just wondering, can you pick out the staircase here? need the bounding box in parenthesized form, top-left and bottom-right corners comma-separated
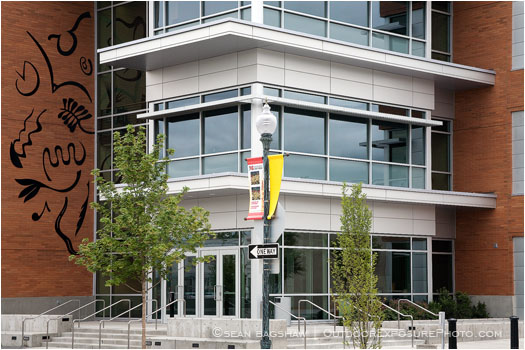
(44, 321, 167, 349)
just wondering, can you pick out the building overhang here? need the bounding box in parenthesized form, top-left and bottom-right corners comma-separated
(99, 19, 496, 91)
(166, 173, 497, 209)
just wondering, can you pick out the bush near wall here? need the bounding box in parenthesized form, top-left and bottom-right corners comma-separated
(382, 289, 489, 320)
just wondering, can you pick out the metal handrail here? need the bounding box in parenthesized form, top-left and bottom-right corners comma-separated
(72, 299, 130, 349)
(269, 300, 307, 350)
(22, 299, 80, 347)
(46, 299, 105, 349)
(298, 299, 343, 331)
(381, 302, 414, 348)
(126, 299, 186, 349)
(99, 302, 145, 349)
(397, 299, 438, 329)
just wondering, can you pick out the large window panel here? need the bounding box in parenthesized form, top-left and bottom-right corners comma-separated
(432, 11, 450, 53)
(431, 172, 450, 191)
(241, 105, 251, 149)
(330, 1, 368, 27)
(283, 1, 326, 17)
(284, 232, 328, 247)
(372, 121, 408, 163)
(284, 107, 325, 155)
(97, 73, 112, 116)
(284, 12, 326, 37)
(330, 114, 368, 159)
(98, 9, 111, 48)
(375, 251, 411, 293)
(203, 153, 238, 174)
(432, 254, 453, 293)
(166, 1, 200, 26)
(372, 163, 409, 187)
(412, 167, 426, 189)
(411, 2, 426, 39)
(202, 1, 237, 16)
(330, 23, 369, 46)
(330, 159, 369, 184)
(285, 155, 326, 180)
(371, 1, 408, 35)
(97, 132, 112, 170)
(372, 32, 409, 54)
(113, 2, 147, 45)
(167, 114, 200, 158)
(203, 107, 238, 154)
(167, 159, 199, 178)
(412, 252, 428, 293)
(431, 132, 450, 172)
(113, 69, 146, 114)
(411, 125, 426, 165)
(284, 248, 328, 294)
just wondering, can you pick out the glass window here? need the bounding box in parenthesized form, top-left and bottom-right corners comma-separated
(432, 172, 450, 190)
(167, 114, 200, 158)
(329, 159, 369, 184)
(432, 2, 450, 12)
(284, 232, 328, 247)
(284, 107, 325, 155)
(167, 158, 199, 178)
(264, 7, 281, 27)
(290, 295, 328, 320)
(375, 251, 411, 293)
(166, 1, 200, 26)
(432, 11, 450, 53)
(284, 12, 326, 37)
(411, 2, 426, 39)
(241, 105, 251, 149)
(240, 87, 251, 96)
(329, 115, 368, 159)
(412, 167, 426, 189)
(284, 248, 328, 293)
(372, 163, 409, 187)
(432, 240, 453, 253)
(432, 254, 453, 292)
(264, 1, 281, 7)
(431, 133, 449, 172)
(241, 7, 251, 20)
(372, 32, 409, 54)
(372, 121, 408, 163)
(412, 40, 426, 57)
(330, 23, 369, 46)
(154, 2, 163, 28)
(413, 238, 427, 250)
(114, 114, 139, 128)
(411, 125, 425, 165)
(412, 252, 428, 293)
(330, 1, 368, 27)
(113, 69, 146, 114)
(98, 9, 112, 48)
(264, 87, 281, 97)
(97, 132, 112, 170)
(284, 1, 326, 17)
(98, 117, 111, 131)
(372, 104, 408, 117)
(203, 107, 238, 154)
(204, 231, 239, 246)
(432, 52, 450, 62)
(202, 89, 238, 103)
(283, 90, 326, 104)
(373, 236, 410, 250)
(372, 1, 408, 35)
(113, 2, 147, 45)
(203, 153, 238, 174)
(203, 1, 237, 16)
(285, 155, 326, 180)
(241, 151, 251, 173)
(167, 96, 200, 109)
(432, 119, 450, 133)
(98, 73, 112, 116)
(202, 12, 238, 23)
(329, 97, 368, 110)
(269, 104, 281, 150)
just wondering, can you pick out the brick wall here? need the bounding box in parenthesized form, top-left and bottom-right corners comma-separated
(453, 1, 524, 296)
(1, 2, 95, 297)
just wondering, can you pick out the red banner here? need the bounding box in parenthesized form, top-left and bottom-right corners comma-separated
(246, 157, 264, 220)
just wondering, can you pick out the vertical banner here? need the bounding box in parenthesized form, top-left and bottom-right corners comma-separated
(268, 154, 284, 219)
(246, 157, 264, 220)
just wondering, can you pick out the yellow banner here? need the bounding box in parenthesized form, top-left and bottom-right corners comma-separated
(268, 154, 284, 219)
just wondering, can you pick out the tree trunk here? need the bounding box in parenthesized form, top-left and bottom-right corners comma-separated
(142, 275, 147, 349)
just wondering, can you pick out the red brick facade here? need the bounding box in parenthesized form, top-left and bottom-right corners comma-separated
(1, 2, 95, 297)
(453, 2, 524, 296)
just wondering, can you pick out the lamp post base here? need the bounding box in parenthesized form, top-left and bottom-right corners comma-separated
(260, 337, 272, 349)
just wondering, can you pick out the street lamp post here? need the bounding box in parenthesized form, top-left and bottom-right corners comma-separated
(256, 101, 276, 350)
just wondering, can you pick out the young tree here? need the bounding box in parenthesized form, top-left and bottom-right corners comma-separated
(331, 183, 383, 349)
(71, 125, 212, 348)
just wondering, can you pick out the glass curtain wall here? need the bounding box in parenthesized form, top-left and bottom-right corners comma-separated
(263, 1, 427, 57)
(96, 1, 148, 317)
(432, 239, 454, 295)
(431, 119, 452, 190)
(153, 1, 251, 35)
(431, 1, 452, 61)
(269, 232, 431, 320)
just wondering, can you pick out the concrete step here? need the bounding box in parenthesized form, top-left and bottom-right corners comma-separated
(287, 338, 427, 349)
(62, 331, 144, 340)
(52, 336, 142, 346)
(44, 341, 138, 349)
(70, 327, 166, 336)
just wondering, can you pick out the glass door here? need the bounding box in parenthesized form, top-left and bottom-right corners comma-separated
(200, 249, 239, 318)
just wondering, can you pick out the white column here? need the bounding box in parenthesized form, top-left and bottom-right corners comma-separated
(251, 0, 264, 24)
(250, 83, 264, 319)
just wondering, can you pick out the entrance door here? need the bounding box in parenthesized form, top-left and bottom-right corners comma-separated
(201, 249, 239, 318)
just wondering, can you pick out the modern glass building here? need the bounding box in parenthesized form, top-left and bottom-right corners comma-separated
(2, 1, 523, 323)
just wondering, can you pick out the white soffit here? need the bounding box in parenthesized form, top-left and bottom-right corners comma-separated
(99, 19, 496, 91)
(138, 94, 443, 127)
(166, 174, 497, 209)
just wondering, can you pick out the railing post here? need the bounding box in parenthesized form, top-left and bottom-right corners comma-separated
(448, 318, 457, 349)
(438, 311, 445, 349)
(170, 292, 175, 318)
(510, 316, 519, 349)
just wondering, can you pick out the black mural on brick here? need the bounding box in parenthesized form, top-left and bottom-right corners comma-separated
(9, 12, 93, 255)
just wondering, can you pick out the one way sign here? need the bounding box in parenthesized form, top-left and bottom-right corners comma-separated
(248, 244, 279, 259)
